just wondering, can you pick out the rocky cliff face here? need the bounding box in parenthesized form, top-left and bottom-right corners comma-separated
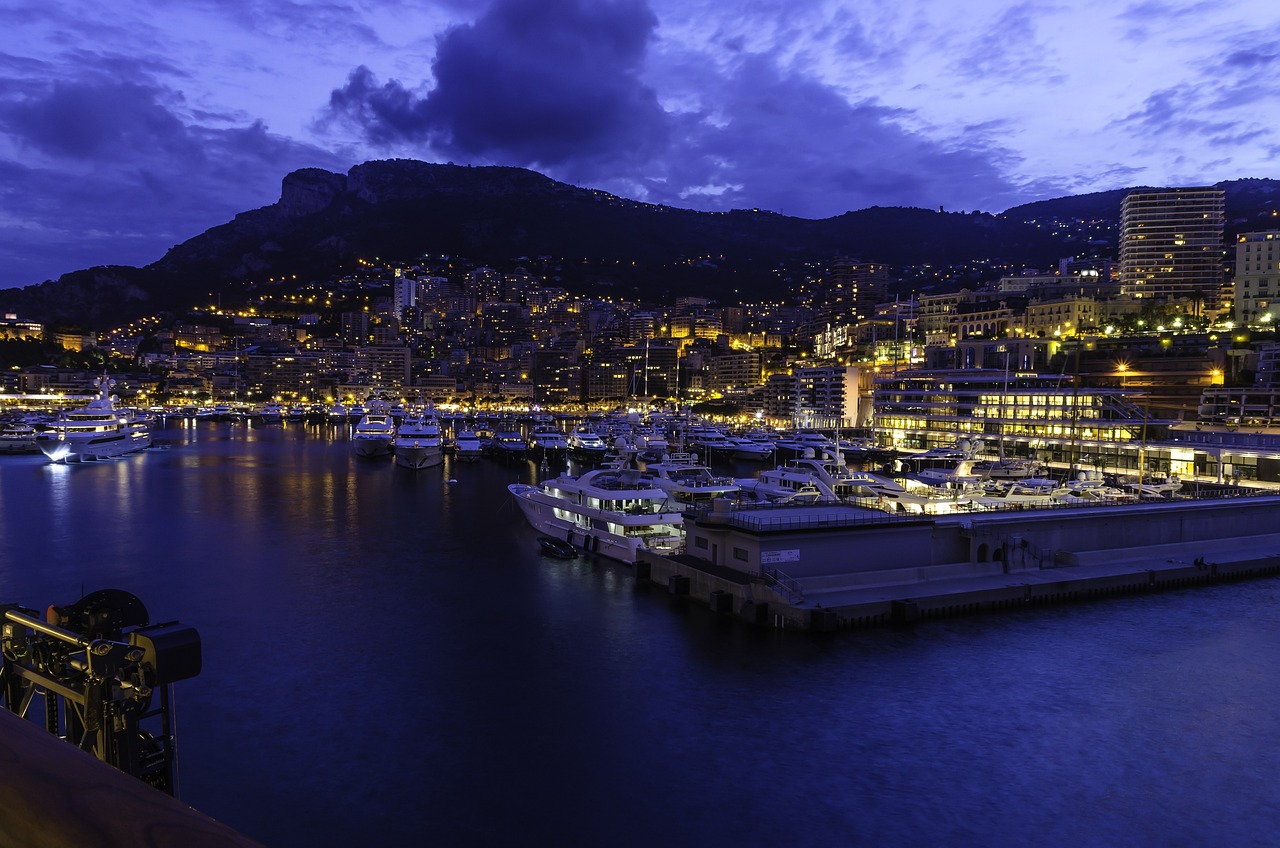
(279, 168, 347, 217)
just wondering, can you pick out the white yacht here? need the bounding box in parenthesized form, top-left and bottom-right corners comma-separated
(0, 420, 40, 454)
(508, 463, 685, 564)
(782, 453, 972, 514)
(487, 428, 529, 462)
(352, 403, 396, 458)
(567, 425, 609, 461)
(643, 452, 742, 507)
(725, 435, 774, 461)
(452, 428, 484, 462)
(737, 463, 836, 504)
(528, 424, 570, 459)
(970, 478, 1061, 510)
(1052, 471, 1137, 505)
(37, 376, 152, 463)
(685, 427, 736, 457)
(773, 430, 838, 459)
(1117, 473, 1184, 498)
(256, 402, 285, 424)
(393, 411, 444, 469)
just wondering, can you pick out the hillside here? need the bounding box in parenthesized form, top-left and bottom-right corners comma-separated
(1, 160, 1277, 328)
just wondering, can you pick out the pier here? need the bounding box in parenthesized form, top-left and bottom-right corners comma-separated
(635, 491, 1280, 630)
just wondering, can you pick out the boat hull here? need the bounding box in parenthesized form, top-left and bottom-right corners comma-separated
(508, 483, 682, 565)
(38, 430, 151, 463)
(394, 444, 443, 469)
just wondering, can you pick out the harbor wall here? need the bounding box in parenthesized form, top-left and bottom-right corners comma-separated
(644, 495, 1280, 630)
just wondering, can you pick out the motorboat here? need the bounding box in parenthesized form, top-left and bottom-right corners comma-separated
(393, 411, 444, 469)
(256, 402, 284, 424)
(1116, 473, 1184, 499)
(486, 429, 529, 462)
(1052, 471, 1138, 505)
(352, 403, 396, 458)
(528, 424, 570, 459)
(327, 402, 348, 423)
(725, 435, 774, 461)
(773, 430, 838, 460)
(643, 452, 742, 507)
(685, 427, 736, 457)
(971, 457, 1045, 481)
(970, 478, 1061, 510)
(452, 429, 484, 462)
(567, 425, 609, 461)
(537, 536, 578, 559)
(737, 463, 837, 504)
(37, 375, 152, 463)
(0, 420, 40, 454)
(508, 462, 685, 564)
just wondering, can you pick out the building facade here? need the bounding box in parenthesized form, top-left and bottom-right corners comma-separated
(1233, 230, 1280, 326)
(1119, 187, 1225, 305)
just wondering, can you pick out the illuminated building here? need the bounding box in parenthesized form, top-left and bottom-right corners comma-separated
(1232, 231, 1280, 326)
(872, 369, 1173, 474)
(1120, 187, 1225, 304)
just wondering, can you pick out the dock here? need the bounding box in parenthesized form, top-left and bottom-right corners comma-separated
(634, 490, 1280, 630)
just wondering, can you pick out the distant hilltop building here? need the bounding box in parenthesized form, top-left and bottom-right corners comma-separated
(1119, 187, 1225, 309)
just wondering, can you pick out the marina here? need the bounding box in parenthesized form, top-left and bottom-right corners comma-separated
(3, 421, 1280, 845)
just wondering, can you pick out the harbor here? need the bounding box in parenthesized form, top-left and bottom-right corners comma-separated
(3, 421, 1280, 845)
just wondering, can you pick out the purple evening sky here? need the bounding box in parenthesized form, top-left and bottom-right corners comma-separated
(1, 0, 1277, 288)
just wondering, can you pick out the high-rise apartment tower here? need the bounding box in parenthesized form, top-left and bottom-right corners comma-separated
(1119, 187, 1225, 306)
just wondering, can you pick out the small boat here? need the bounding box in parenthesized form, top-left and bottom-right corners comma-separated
(536, 536, 578, 559)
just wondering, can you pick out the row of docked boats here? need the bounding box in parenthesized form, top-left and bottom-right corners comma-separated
(510, 441, 1189, 564)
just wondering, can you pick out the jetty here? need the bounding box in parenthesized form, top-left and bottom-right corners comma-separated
(635, 485, 1280, 630)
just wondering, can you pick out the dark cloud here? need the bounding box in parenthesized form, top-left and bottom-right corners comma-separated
(621, 57, 1024, 218)
(0, 74, 346, 286)
(1, 78, 194, 160)
(1223, 47, 1280, 69)
(324, 0, 667, 166)
(322, 1, 1024, 219)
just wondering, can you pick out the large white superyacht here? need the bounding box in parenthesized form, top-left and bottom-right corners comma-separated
(508, 462, 685, 563)
(37, 376, 152, 463)
(393, 409, 444, 469)
(352, 402, 396, 458)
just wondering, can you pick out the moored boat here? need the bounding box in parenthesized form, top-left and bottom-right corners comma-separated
(352, 402, 395, 458)
(508, 462, 684, 564)
(393, 410, 444, 469)
(36, 375, 152, 463)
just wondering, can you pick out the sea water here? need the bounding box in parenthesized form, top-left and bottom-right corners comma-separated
(1, 421, 1278, 847)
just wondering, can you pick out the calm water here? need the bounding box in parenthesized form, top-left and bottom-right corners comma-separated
(2, 422, 1279, 847)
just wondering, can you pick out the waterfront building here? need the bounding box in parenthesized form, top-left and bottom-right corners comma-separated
(1119, 187, 1225, 306)
(794, 365, 873, 429)
(1232, 231, 1280, 326)
(872, 368, 1166, 474)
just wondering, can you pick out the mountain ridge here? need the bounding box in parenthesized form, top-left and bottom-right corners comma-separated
(3, 160, 1278, 327)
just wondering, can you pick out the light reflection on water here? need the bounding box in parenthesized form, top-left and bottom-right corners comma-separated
(1, 423, 1278, 847)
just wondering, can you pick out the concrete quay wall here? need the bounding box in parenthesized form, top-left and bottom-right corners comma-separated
(637, 496, 1280, 631)
(951, 496, 1280, 570)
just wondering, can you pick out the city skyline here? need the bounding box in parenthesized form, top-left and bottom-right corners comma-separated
(2, 0, 1278, 289)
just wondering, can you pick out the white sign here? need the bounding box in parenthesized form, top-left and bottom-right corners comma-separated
(760, 549, 800, 564)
